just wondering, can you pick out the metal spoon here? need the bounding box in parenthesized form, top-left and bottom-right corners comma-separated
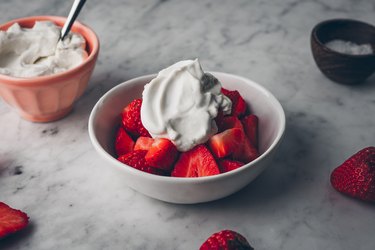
(60, 0, 87, 41)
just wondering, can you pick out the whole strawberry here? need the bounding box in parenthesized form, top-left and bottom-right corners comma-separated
(330, 146, 375, 202)
(200, 229, 254, 250)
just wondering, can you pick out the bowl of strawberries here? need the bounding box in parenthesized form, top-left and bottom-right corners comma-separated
(89, 69, 285, 204)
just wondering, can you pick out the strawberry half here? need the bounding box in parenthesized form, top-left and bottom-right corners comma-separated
(118, 150, 167, 176)
(200, 229, 254, 250)
(145, 138, 178, 171)
(214, 109, 225, 132)
(217, 116, 242, 132)
(211, 115, 259, 163)
(330, 146, 375, 202)
(232, 136, 259, 163)
(134, 137, 154, 151)
(218, 159, 244, 173)
(171, 145, 220, 177)
(115, 127, 135, 157)
(122, 99, 151, 138)
(231, 117, 259, 163)
(221, 88, 247, 117)
(208, 128, 243, 158)
(0, 202, 29, 239)
(241, 114, 259, 149)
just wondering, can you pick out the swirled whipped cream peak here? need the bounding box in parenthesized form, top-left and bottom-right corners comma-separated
(0, 21, 87, 78)
(141, 59, 232, 152)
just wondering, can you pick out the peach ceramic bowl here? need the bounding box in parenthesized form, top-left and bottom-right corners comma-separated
(0, 16, 99, 122)
(89, 72, 286, 204)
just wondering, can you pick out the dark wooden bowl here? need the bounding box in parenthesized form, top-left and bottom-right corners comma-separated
(311, 19, 375, 84)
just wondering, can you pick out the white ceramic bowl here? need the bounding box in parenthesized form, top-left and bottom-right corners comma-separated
(88, 72, 286, 204)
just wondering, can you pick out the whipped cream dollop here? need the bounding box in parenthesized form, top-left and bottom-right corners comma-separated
(0, 21, 87, 78)
(141, 59, 232, 152)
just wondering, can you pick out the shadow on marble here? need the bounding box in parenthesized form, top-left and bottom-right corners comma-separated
(218, 123, 316, 206)
(162, 114, 375, 213)
(327, 72, 375, 89)
(338, 72, 375, 89)
(360, 72, 375, 87)
(0, 221, 35, 248)
(331, 192, 375, 210)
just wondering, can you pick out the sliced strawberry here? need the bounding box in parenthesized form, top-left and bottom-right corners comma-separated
(211, 114, 259, 163)
(221, 88, 247, 117)
(134, 137, 154, 151)
(171, 145, 220, 177)
(121, 99, 151, 138)
(115, 127, 135, 157)
(214, 109, 225, 132)
(241, 114, 259, 149)
(226, 120, 260, 163)
(208, 128, 243, 158)
(219, 116, 242, 132)
(234, 143, 259, 163)
(145, 138, 178, 171)
(234, 96, 247, 117)
(218, 159, 244, 173)
(117, 150, 167, 176)
(232, 136, 259, 163)
(0, 202, 29, 239)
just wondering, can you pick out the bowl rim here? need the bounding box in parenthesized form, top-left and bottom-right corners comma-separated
(0, 15, 100, 84)
(88, 72, 286, 183)
(311, 18, 375, 59)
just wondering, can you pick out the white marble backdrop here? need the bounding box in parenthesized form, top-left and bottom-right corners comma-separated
(0, 0, 374, 249)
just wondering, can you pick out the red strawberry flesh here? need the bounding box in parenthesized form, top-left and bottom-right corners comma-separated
(171, 145, 220, 177)
(134, 137, 154, 151)
(214, 109, 225, 132)
(115, 127, 135, 157)
(330, 146, 375, 202)
(145, 138, 178, 171)
(217, 116, 243, 132)
(0, 202, 29, 239)
(208, 128, 243, 158)
(218, 159, 244, 173)
(241, 114, 259, 149)
(232, 136, 259, 163)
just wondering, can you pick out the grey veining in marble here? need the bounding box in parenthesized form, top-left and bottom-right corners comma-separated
(1, 0, 375, 249)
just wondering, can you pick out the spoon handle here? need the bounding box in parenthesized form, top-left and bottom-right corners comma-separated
(60, 0, 87, 41)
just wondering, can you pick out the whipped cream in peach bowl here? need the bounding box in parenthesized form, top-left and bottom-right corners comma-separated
(0, 16, 99, 122)
(0, 21, 87, 78)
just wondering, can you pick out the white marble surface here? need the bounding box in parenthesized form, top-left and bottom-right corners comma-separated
(1, 0, 375, 249)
